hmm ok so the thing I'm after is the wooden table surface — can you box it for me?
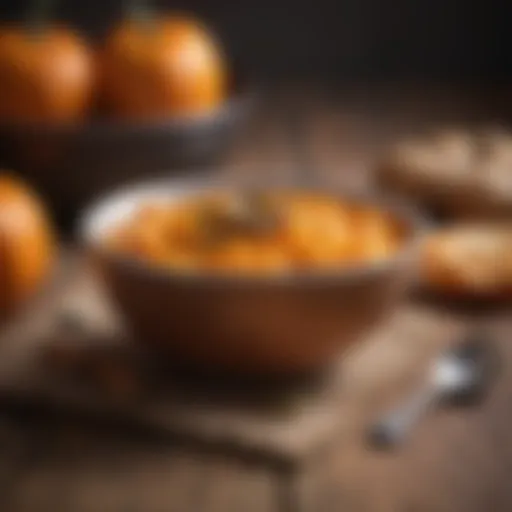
[1,83,512,512]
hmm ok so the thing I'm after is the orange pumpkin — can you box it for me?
[0,25,94,123]
[0,174,54,322]
[100,14,227,119]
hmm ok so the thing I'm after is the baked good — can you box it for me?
[377,128,512,219]
[421,224,512,298]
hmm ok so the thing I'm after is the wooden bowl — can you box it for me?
[78,177,426,377]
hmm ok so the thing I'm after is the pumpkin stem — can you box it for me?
[26,0,58,34]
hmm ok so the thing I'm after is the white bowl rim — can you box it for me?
[77,175,429,288]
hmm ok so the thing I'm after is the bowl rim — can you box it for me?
[77,175,430,288]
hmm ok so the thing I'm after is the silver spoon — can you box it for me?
[368,332,499,449]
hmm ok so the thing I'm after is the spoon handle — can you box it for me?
[368,384,439,449]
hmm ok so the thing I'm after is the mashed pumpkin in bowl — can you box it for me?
[103,191,404,276]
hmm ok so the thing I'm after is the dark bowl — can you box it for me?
[0,83,255,230]
[79,176,427,378]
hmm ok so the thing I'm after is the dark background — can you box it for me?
[0,0,509,82]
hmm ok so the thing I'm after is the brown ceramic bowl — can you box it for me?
[78,177,426,377]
